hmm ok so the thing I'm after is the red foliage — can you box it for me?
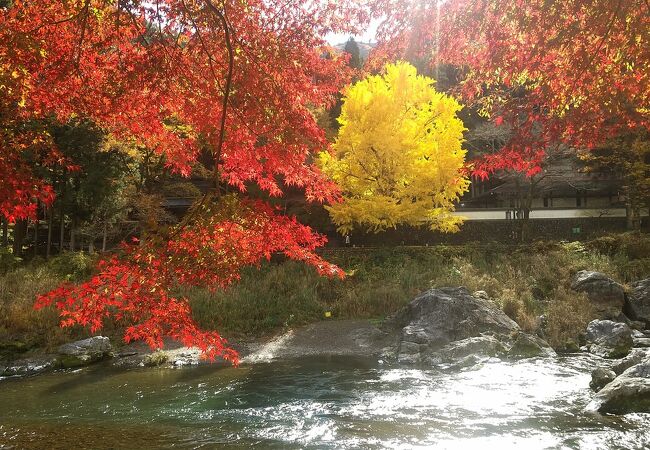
[2,0,365,361]
[36,196,343,364]
[373,0,650,175]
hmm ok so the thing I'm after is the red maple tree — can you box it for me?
[373,0,649,176]
[2,0,366,363]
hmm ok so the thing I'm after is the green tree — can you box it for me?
[344,37,362,70]
[583,132,650,230]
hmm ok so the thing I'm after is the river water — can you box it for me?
[1,355,649,449]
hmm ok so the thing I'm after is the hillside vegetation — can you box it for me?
[1,233,648,359]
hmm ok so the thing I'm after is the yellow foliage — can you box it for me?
[319,62,470,234]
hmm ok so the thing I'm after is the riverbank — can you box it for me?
[1,232,649,361]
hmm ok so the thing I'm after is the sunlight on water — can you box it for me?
[0,356,649,449]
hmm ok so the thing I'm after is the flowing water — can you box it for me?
[1,355,649,449]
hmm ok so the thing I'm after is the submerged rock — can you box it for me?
[386,287,554,365]
[590,367,617,392]
[585,320,633,359]
[587,357,650,414]
[0,355,57,377]
[571,271,625,319]
[625,279,650,327]
[57,336,112,368]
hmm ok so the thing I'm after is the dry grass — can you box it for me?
[0,232,647,356]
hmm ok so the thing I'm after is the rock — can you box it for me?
[585,320,633,358]
[387,287,553,364]
[633,337,650,348]
[168,348,202,366]
[397,341,422,364]
[535,314,548,339]
[590,367,617,392]
[472,290,490,301]
[612,349,648,375]
[625,279,650,327]
[388,287,519,346]
[143,350,169,367]
[425,336,507,365]
[508,333,556,358]
[587,357,650,414]
[57,336,112,368]
[571,271,625,319]
[629,320,646,331]
[1,355,57,376]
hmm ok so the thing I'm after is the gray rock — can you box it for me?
[585,320,633,358]
[535,314,548,339]
[57,336,112,368]
[426,335,507,364]
[633,337,650,348]
[590,367,617,392]
[587,357,650,414]
[397,341,422,364]
[571,271,625,319]
[387,287,519,347]
[1,355,57,376]
[386,287,553,364]
[508,333,556,358]
[612,349,648,375]
[625,279,650,327]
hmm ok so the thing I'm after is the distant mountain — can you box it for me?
[332,41,376,61]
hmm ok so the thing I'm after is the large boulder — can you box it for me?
[57,336,112,368]
[625,279,650,327]
[387,287,554,364]
[571,271,625,319]
[587,357,650,414]
[585,320,633,359]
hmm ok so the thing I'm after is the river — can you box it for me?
[1,355,649,449]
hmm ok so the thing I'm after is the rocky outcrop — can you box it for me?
[590,367,617,392]
[625,278,650,327]
[571,271,625,319]
[387,287,555,365]
[587,357,650,414]
[57,336,112,368]
[585,320,633,359]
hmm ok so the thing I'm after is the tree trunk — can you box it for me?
[46,206,53,259]
[59,202,65,253]
[102,221,108,252]
[12,220,27,257]
[70,222,76,252]
[34,214,39,257]
[1,218,7,248]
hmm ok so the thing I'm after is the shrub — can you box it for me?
[46,252,96,281]
[545,288,594,351]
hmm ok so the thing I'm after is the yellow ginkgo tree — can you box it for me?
[319,61,470,234]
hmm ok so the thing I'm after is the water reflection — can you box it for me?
[0,356,648,449]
